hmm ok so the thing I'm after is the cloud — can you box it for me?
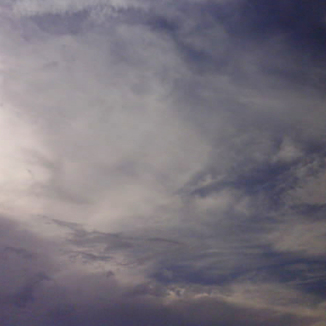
[11,0,149,17]
[0,1,326,325]
[0,12,210,233]
[268,219,326,257]
[2,216,322,326]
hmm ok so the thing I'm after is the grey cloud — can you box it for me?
[0,217,56,320]
[11,0,149,17]
[45,298,314,326]
[11,272,51,308]
[5,275,316,326]
[31,10,89,35]
[1,0,326,325]
[3,246,35,260]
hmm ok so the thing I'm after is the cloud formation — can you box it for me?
[0,0,326,325]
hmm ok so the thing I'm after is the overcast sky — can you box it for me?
[0,1,326,325]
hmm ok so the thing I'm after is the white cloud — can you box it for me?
[0,17,210,236]
[12,0,148,17]
[286,164,326,205]
[11,0,242,18]
[273,137,302,163]
[267,219,326,257]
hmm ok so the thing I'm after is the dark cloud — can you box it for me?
[45,296,315,326]
[1,216,314,325]
[3,246,35,259]
[11,272,51,308]
[202,0,326,59]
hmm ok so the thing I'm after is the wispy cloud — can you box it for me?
[0,0,326,325]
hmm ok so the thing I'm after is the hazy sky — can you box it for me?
[0,1,326,325]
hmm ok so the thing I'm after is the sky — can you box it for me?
[0,0,326,325]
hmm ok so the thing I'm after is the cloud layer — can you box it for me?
[0,0,326,325]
